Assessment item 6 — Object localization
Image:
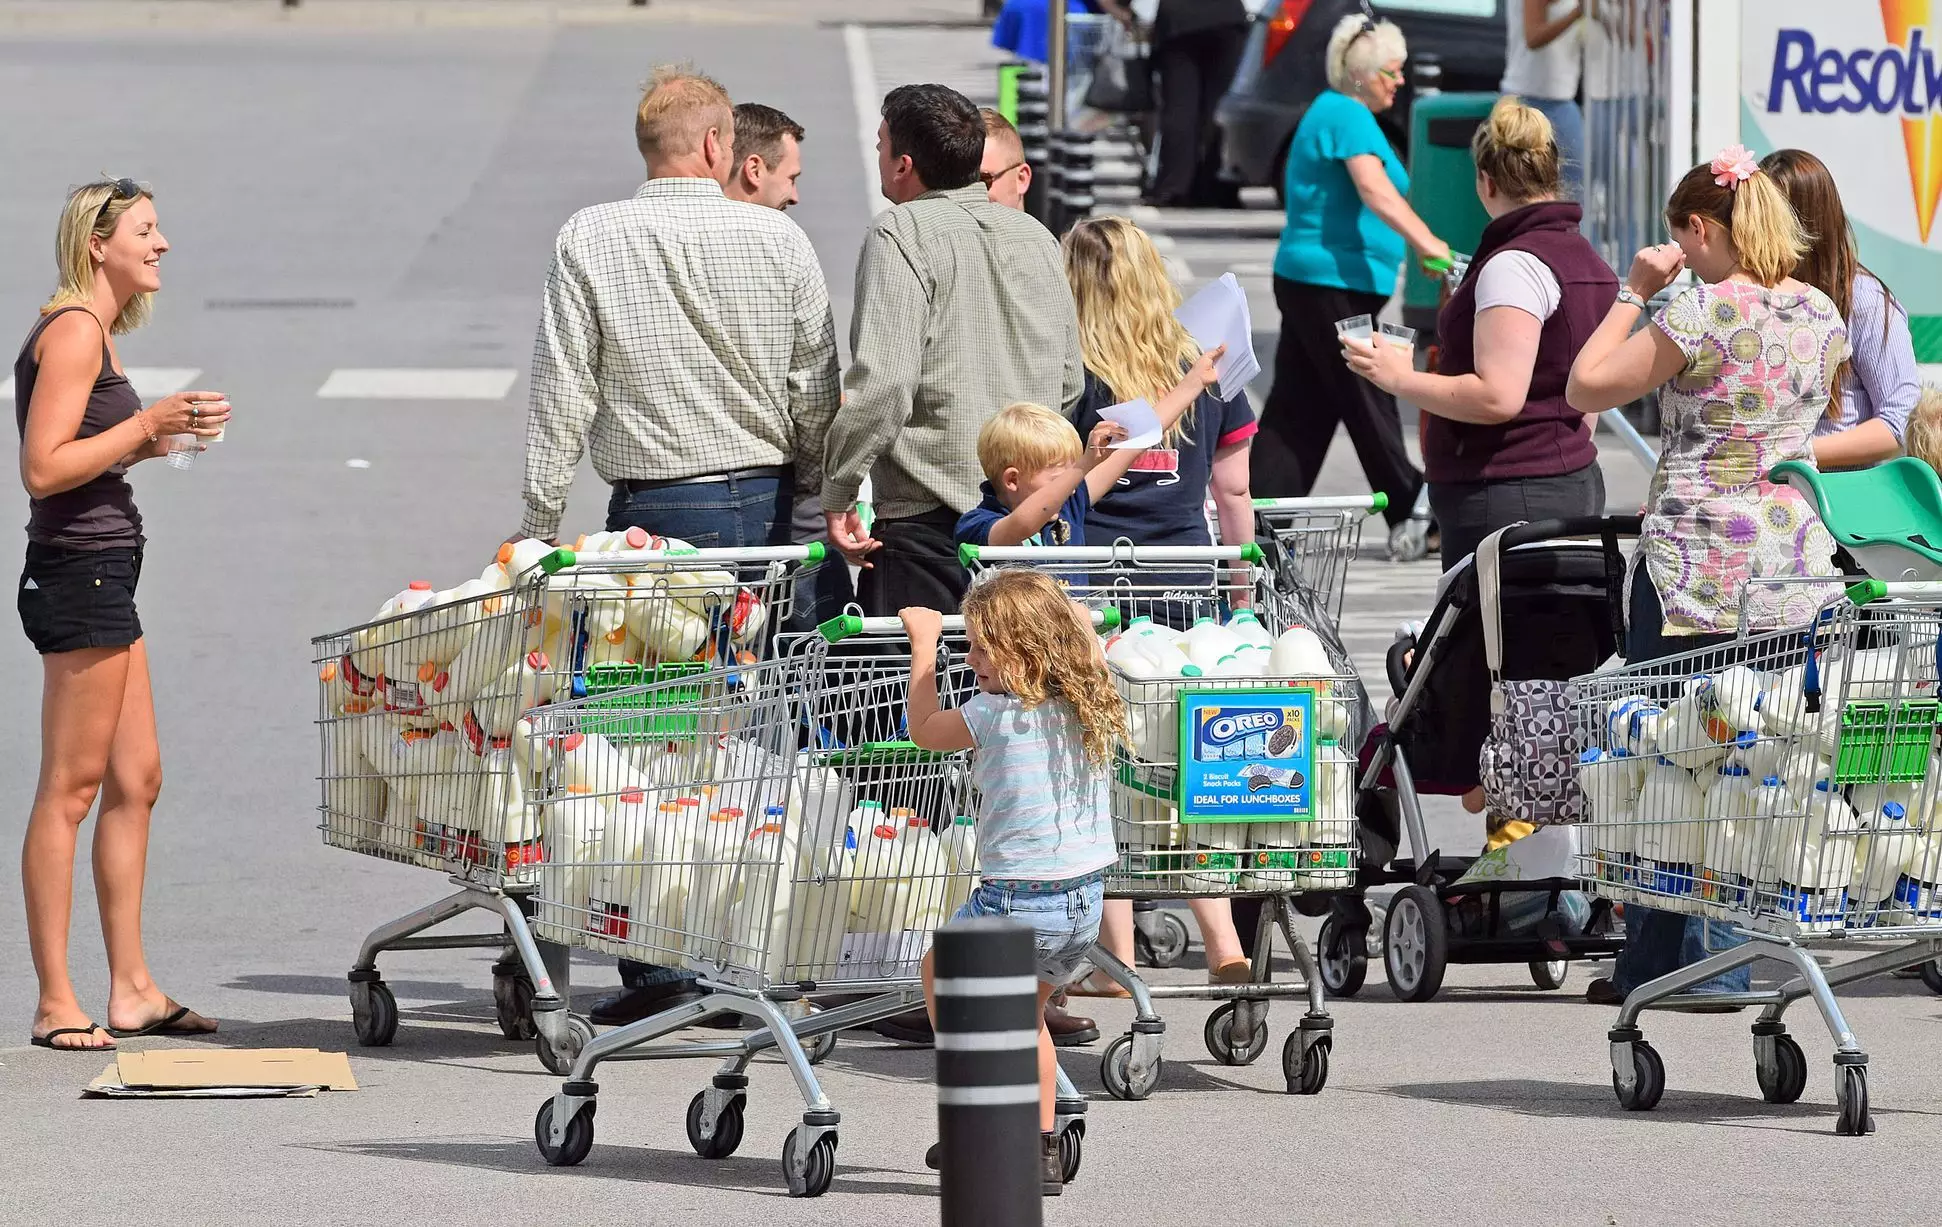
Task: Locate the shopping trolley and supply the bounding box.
[961,542,1368,1098]
[526,612,1114,1194]
[1253,493,1388,626]
[313,541,819,1072]
[1570,577,1942,1135]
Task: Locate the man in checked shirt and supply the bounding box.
[515,66,839,1026]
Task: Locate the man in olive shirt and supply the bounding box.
[808,83,1083,616]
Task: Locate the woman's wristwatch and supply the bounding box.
[1615,287,1649,311]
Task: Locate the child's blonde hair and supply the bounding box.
[1905,385,1942,473]
[977,402,1082,485]
[959,568,1127,766]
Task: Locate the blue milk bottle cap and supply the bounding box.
[1735,730,1760,748]
[1720,764,1749,777]
[1579,748,1603,764]
[1885,802,1908,820]
[1762,775,1782,787]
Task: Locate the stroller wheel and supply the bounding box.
[1383,886,1448,1003]
[1317,918,1368,997]
[1529,958,1569,991]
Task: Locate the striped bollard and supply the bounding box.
[935,917,1043,1227]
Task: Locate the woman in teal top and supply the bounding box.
[1256,13,1450,561]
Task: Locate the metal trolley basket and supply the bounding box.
[526,612,1108,1195]
[312,541,818,1072]
[1253,493,1387,626]
[1570,578,1942,1135]
[961,542,1367,1098]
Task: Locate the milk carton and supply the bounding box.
[1851,801,1920,921]
[1636,756,1706,895]
[1268,625,1333,677]
[939,815,979,917]
[1604,695,1664,759]
[533,785,605,944]
[683,805,753,960]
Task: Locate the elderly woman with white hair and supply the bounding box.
[1256,12,1450,561]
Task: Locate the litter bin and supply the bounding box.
[1401,92,1497,339]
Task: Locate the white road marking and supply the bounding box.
[844,25,891,217]
[0,367,201,402]
[316,368,519,400]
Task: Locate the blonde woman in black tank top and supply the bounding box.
[15,180,230,1050]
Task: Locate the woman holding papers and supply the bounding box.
[1259,12,1447,562]
[1059,214,1260,992]
[1341,98,1616,570]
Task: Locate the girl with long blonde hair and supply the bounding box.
[1060,214,1258,992]
[899,568,1124,1193]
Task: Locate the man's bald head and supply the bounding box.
[636,65,735,181]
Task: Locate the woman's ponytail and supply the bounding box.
[1730,171,1810,285]
[1664,149,1811,287]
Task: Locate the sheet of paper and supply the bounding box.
[1174,272,1262,401]
[1099,397,1162,450]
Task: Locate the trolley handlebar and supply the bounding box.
[958,542,1264,567]
[554,542,826,570]
[817,607,1122,643]
[1250,494,1388,516]
[1846,579,1942,605]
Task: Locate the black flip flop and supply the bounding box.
[107,1004,212,1039]
[29,1025,113,1051]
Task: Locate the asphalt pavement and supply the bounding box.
[0,5,1936,1225]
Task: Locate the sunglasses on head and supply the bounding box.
[979,160,1026,187]
[95,177,144,220]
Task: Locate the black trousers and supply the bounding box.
[856,507,969,617]
[1254,278,1422,528]
[1149,22,1247,207]
[1427,462,1607,572]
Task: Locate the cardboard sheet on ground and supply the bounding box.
[1100,396,1162,449]
[1452,824,1578,886]
[84,1048,358,1098]
[1173,272,1261,401]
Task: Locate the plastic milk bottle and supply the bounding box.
[1269,625,1333,676]
[1851,801,1919,918]
[534,784,605,944]
[683,805,752,960]
[939,814,979,917]
[786,824,856,982]
[849,816,911,932]
[1636,756,1706,894]
[894,812,953,933]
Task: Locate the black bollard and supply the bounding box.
[935,917,1043,1227]
[1057,128,1095,234]
[1016,70,1051,223]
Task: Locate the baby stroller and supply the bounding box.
[1318,517,1641,1002]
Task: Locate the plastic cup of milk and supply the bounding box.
[1334,314,1374,341]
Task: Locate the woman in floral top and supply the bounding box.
[1567,147,1844,1005]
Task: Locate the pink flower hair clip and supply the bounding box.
[1711,144,1758,190]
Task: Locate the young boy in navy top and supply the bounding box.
[954,345,1226,551]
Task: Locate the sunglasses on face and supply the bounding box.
[95,177,145,221]
[979,160,1026,187]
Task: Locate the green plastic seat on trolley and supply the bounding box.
[1769,456,1942,581]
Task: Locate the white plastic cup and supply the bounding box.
[1380,322,1418,351]
[1333,314,1374,341]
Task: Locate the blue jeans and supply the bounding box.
[605,470,793,991]
[951,878,1105,987]
[1515,95,1585,202]
[1613,568,1752,995]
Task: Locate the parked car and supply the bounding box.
[1214,0,1506,200]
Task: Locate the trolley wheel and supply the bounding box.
[1529,958,1569,991]
[1100,1033,1160,1101]
[1203,1001,1269,1066]
[783,1127,838,1198]
[1283,1031,1330,1095]
[536,1013,596,1075]
[534,1098,595,1167]
[1383,886,1448,1003]
[1921,959,1942,995]
[493,971,538,1041]
[1317,918,1368,997]
[685,1091,746,1160]
[1612,1041,1665,1112]
[805,1028,838,1065]
[1058,1120,1084,1182]
[350,978,398,1048]
[1756,1033,1808,1105]
[1135,910,1191,969]
[1834,1064,1875,1137]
